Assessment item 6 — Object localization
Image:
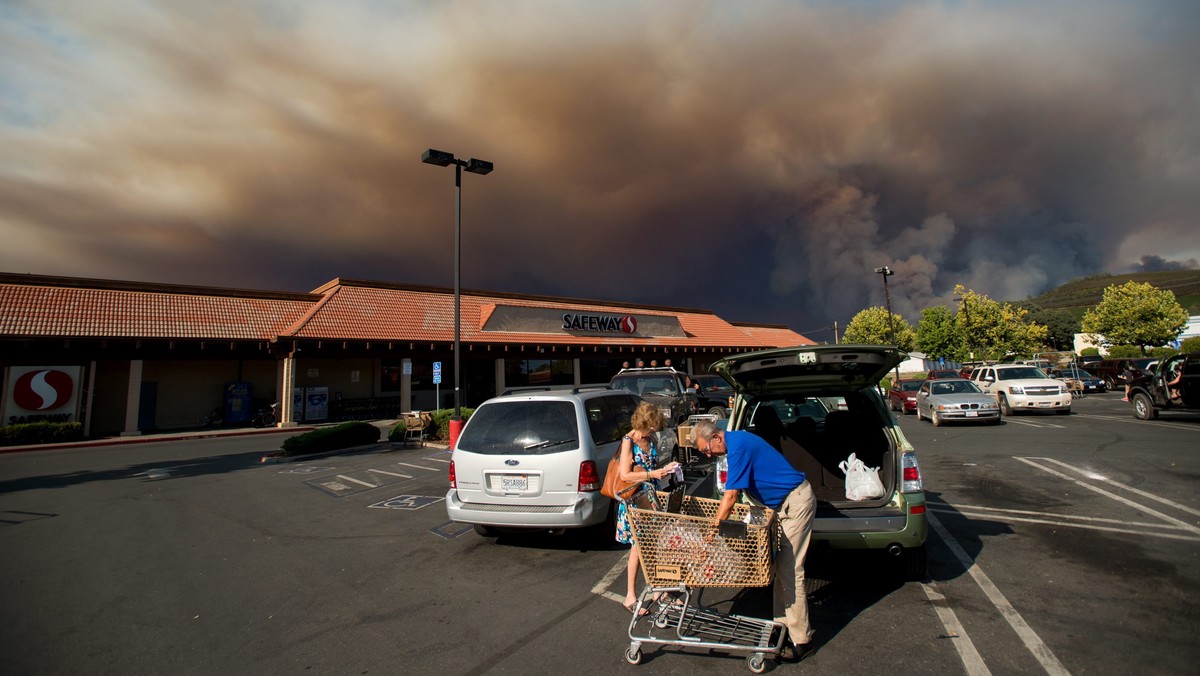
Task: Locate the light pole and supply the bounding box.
[874,266,902,383]
[421,148,493,450]
[954,295,973,362]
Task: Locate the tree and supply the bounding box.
[1026,308,1080,351]
[916,306,958,361]
[843,306,917,352]
[952,285,1048,362]
[1081,281,1189,353]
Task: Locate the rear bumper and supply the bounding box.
[812,492,927,550]
[445,489,610,529]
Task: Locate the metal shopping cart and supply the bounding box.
[619,484,786,673]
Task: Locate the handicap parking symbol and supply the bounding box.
[368,495,443,511]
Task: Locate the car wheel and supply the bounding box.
[1104,376,1117,390]
[915,407,923,421]
[706,405,727,419]
[473,524,498,537]
[998,394,1013,416]
[932,411,941,427]
[1132,393,1158,420]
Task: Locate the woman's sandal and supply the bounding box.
[624,600,650,617]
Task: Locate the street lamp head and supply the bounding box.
[464,158,494,175]
[874,266,893,276]
[421,148,456,167]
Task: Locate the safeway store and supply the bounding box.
[0,273,812,438]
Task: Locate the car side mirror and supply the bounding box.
[984,376,994,382]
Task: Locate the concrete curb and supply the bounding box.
[0,425,315,455]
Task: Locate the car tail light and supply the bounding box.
[718,468,728,487]
[901,451,922,493]
[449,460,456,489]
[910,504,926,514]
[578,460,601,492]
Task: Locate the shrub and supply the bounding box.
[1105,344,1143,358]
[1146,346,1179,360]
[1181,336,1200,354]
[282,422,381,457]
[429,408,474,441]
[0,421,84,446]
[1080,347,1100,357]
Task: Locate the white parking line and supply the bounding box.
[1031,457,1200,518]
[336,474,377,488]
[396,462,440,471]
[367,469,413,479]
[935,503,1194,529]
[424,457,451,464]
[1003,418,1065,429]
[1015,457,1200,535]
[928,507,1200,542]
[920,580,991,675]
[929,512,1071,675]
[1072,413,1200,431]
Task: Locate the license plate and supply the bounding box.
[501,475,528,492]
[966,411,978,417]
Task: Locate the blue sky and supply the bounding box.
[1,1,1197,332]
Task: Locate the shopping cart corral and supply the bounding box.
[619,484,785,672]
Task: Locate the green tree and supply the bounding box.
[1027,308,1080,351]
[953,285,1048,362]
[1081,281,1189,353]
[843,306,917,351]
[916,306,958,361]
[1181,336,1200,353]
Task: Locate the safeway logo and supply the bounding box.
[13,369,75,410]
[620,316,637,334]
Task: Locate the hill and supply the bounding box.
[1016,270,1200,315]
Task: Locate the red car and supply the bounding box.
[889,379,925,414]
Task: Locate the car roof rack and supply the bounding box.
[499,384,614,396]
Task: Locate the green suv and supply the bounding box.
[709,345,928,578]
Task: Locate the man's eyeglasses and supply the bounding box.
[696,433,719,454]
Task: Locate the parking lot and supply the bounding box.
[1,391,1197,674]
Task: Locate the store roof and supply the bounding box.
[0,273,811,348]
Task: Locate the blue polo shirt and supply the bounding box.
[723,430,806,510]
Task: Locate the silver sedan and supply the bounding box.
[915,378,1001,426]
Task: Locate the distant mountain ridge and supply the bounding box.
[1015,270,1200,314]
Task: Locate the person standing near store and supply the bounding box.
[691,418,816,662]
[616,402,680,614]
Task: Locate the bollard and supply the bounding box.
[449,418,464,450]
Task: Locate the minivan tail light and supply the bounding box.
[901,452,922,493]
[579,460,601,492]
[449,460,456,489]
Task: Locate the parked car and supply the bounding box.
[1078,355,1103,369]
[1051,366,1106,393]
[915,378,1000,425]
[888,379,925,415]
[925,369,961,380]
[690,374,734,419]
[968,364,1071,415]
[1091,357,1158,391]
[609,367,697,426]
[445,386,643,537]
[708,345,928,579]
[1128,352,1199,420]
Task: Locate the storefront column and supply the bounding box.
[120,359,143,436]
[400,358,413,412]
[573,358,582,386]
[279,355,298,427]
[494,358,506,397]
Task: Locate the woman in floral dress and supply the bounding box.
[616,401,680,614]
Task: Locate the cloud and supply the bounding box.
[1,0,1197,331]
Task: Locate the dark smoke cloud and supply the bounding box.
[1,1,1197,332]
[1129,255,1199,273]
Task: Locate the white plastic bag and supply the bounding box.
[839,453,885,501]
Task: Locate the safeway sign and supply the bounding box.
[4,366,83,425]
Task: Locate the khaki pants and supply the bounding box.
[773,480,815,644]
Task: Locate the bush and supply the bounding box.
[429,408,474,441]
[1181,336,1200,354]
[1080,347,1100,357]
[0,421,84,446]
[282,422,381,457]
[1146,346,1179,360]
[1105,345,1144,358]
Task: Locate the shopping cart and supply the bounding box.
[619,484,786,673]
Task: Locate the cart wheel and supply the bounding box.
[747,654,766,673]
[625,647,643,665]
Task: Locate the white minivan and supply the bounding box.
[446,386,643,537]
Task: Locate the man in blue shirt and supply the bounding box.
[691,419,816,662]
